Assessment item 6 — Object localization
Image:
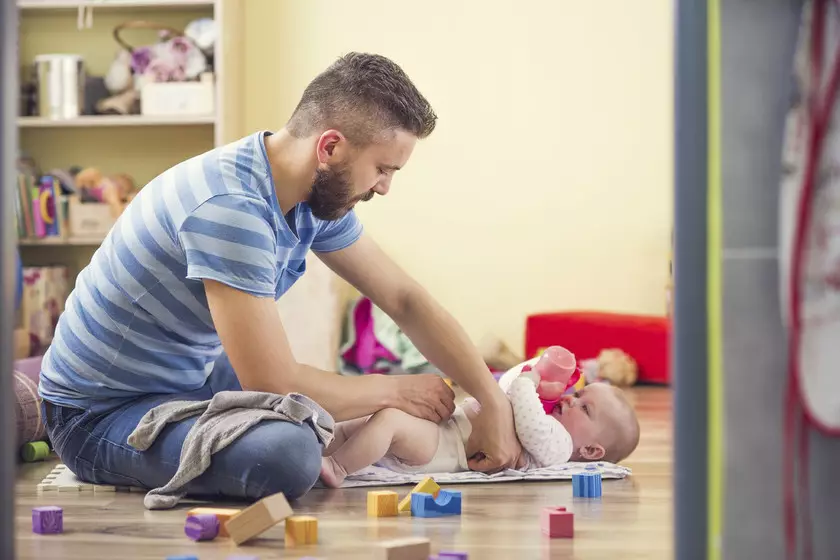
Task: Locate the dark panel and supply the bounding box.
[0,1,18,558]
[673,2,708,559]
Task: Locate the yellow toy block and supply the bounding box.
[285,515,318,547]
[368,490,399,517]
[187,507,241,537]
[398,477,440,513]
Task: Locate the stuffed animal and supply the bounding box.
[74,167,136,218]
[581,348,638,387]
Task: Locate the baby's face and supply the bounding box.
[550,383,621,459]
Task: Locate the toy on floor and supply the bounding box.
[224,491,293,545]
[32,506,63,534]
[166,556,197,560]
[410,489,462,518]
[379,537,431,560]
[541,506,574,538]
[285,515,318,547]
[434,553,469,560]
[20,441,50,462]
[580,348,638,387]
[572,472,602,498]
[185,513,219,541]
[398,476,440,512]
[186,507,240,537]
[368,490,399,517]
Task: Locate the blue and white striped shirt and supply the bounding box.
[39,131,362,411]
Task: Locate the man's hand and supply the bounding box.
[391,374,456,423]
[466,397,522,473]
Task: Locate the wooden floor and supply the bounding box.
[13,387,673,559]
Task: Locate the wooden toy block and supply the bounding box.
[572,472,602,498]
[225,491,293,545]
[186,507,241,538]
[367,490,399,517]
[379,537,431,560]
[94,485,117,492]
[284,515,318,547]
[185,513,220,541]
[58,484,80,492]
[36,483,56,493]
[32,506,63,534]
[541,506,574,538]
[410,489,461,518]
[398,476,440,512]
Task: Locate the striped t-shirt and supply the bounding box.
[39,131,363,411]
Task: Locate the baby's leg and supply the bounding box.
[320,408,440,488]
[323,416,370,456]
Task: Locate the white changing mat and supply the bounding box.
[320,461,631,489]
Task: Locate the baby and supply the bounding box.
[319,356,640,488]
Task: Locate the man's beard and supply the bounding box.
[307,163,374,221]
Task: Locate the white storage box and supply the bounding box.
[140,73,215,117]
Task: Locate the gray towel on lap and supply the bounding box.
[126,390,334,510]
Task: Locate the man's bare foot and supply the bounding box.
[320,456,348,489]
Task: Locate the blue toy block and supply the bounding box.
[410,489,462,517]
[572,472,602,497]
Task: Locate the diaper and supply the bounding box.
[375,406,473,474]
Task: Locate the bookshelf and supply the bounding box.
[15,0,242,276]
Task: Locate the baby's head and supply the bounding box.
[551,383,639,463]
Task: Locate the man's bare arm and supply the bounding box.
[203,278,454,423]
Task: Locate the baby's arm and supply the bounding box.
[508,376,574,468]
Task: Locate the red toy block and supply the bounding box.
[541,506,573,538]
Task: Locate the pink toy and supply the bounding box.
[524,346,580,413]
[541,506,574,538]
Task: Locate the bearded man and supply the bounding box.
[39,53,521,500]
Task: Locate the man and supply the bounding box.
[39,53,520,500]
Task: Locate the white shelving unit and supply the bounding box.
[15,0,241,253]
[18,114,216,127]
[19,0,214,9]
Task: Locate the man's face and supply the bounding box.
[308,129,417,221]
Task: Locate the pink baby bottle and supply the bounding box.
[531,346,579,413]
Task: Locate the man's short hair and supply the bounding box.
[286,52,437,145]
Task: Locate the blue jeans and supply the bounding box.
[42,353,323,501]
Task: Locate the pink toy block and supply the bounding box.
[32,506,63,534]
[541,506,573,538]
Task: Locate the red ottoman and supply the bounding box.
[525,311,671,385]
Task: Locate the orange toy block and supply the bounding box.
[285,515,318,547]
[379,536,431,560]
[398,477,440,513]
[541,506,574,538]
[224,492,293,545]
[368,491,399,517]
[186,507,241,538]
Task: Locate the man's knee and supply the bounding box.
[244,421,323,500]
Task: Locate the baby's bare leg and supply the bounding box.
[323,416,370,456]
[320,408,440,488]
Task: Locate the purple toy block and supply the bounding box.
[32,506,63,534]
[437,553,468,560]
[185,513,219,541]
[226,556,260,560]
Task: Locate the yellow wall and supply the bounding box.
[241,0,674,353]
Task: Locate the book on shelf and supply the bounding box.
[15,173,69,243]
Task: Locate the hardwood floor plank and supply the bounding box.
[14,387,672,559]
